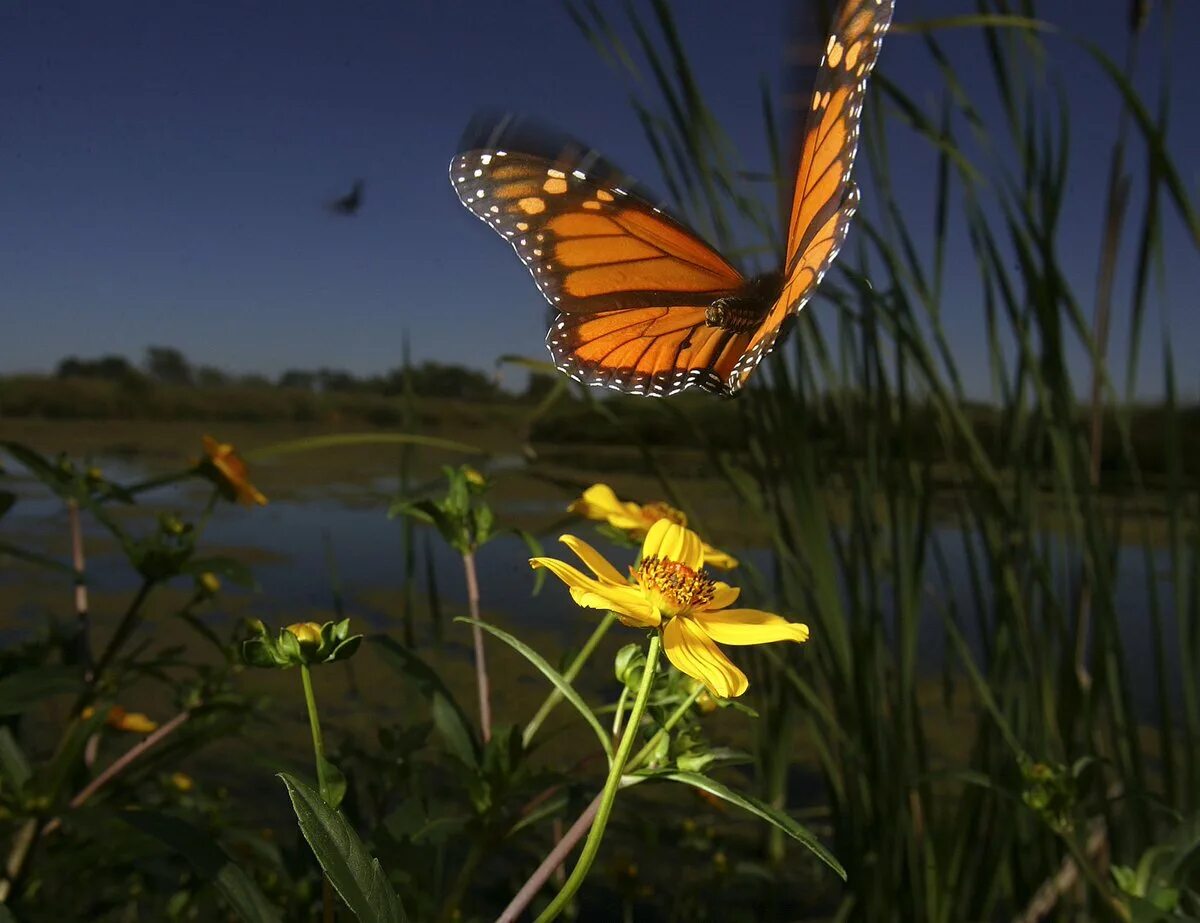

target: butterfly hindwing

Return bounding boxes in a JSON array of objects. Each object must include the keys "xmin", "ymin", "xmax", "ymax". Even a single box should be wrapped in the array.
[{"xmin": 549, "ymin": 305, "xmax": 753, "ymax": 396}]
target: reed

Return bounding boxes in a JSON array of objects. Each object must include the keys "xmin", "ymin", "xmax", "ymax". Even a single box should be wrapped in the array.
[{"xmin": 571, "ymin": 1, "xmax": 1198, "ymax": 918}]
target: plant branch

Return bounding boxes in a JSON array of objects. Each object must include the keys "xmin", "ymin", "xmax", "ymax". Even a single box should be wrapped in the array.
[
  {"xmin": 532, "ymin": 633, "xmax": 661, "ymax": 923},
  {"xmin": 462, "ymin": 550, "xmax": 492, "ymax": 743},
  {"xmin": 523, "ymin": 612, "xmax": 616, "ymax": 748}
]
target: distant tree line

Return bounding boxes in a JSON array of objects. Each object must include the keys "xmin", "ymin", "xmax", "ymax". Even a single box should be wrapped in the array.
[{"xmin": 53, "ymin": 346, "xmax": 534, "ymax": 401}]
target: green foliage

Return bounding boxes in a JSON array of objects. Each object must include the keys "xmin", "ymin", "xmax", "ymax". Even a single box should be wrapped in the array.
[
  {"xmin": 241, "ymin": 619, "xmax": 362, "ymax": 670},
  {"xmin": 279, "ymin": 774, "xmax": 408, "ymax": 923}
]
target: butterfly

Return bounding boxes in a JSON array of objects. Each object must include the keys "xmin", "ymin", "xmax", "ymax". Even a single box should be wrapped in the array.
[{"xmin": 450, "ymin": 0, "xmax": 894, "ymax": 397}]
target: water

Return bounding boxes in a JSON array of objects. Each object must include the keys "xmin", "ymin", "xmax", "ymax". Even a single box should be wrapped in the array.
[{"xmin": 0, "ymin": 455, "xmax": 1185, "ymax": 718}]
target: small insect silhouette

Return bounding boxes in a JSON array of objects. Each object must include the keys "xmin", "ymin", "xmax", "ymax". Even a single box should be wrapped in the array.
[{"xmin": 328, "ymin": 180, "xmax": 365, "ymax": 216}]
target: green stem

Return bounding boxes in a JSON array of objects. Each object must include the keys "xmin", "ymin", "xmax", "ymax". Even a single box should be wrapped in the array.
[
  {"xmin": 534, "ymin": 634, "xmax": 661, "ymax": 923},
  {"xmin": 122, "ymin": 467, "xmax": 197, "ymax": 498},
  {"xmin": 300, "ymin": 664, "xmax": 336, "ymax": 923},
  {"xmin": 299, "ymin": 664, "xmax": 329, "ymax": 800},
  {"xmin": 77, "ymin": 579, "xmax": 155, "ymax": 707},
  {"xmin": 523, "ymin": 611, "xmax": 616, "ymax": 748}
]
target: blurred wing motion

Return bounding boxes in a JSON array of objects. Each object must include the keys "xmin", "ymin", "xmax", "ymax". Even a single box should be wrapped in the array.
[
  {"xmin": 449, "ymin": 0, "xmax": 893, "ymax": 396},
  {"xmin": 732, "ymin": 0, "xmax": 894, "ymax": 390}
]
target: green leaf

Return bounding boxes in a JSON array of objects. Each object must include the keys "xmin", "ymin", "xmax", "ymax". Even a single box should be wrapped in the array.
[
  {"xmin": 457, "ymin": 618, "xmax": 613, "ymax": 762},
  {"xmin": 0, "ymin": 666, "xmax": 81, "ymax": 716},
  {"xmin": 0, "ymin": 728, "xmax": 32, "ymax": 790},
  {"xmin": 372, "ymin": 636, "xmax": 479, "ymax": 766},
  {"xmin": 320, "ymin": 754, "xmax": 348, "ymax": 810},
  {"xmin": 278, "ymin": 773, "xmax": 407, "ymax": 923},
  {"xmin": 634, "ymin": 770, "xmax": 845, "ymax": 880},
  {"xmin": 121, "ymin": 810, "xmax": 282, "ymax": 923}
]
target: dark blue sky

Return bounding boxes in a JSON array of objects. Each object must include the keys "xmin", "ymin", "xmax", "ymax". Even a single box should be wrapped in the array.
[{"xmin": 2, "ymin": 1, "xmax": 1197, "ymax": 398}]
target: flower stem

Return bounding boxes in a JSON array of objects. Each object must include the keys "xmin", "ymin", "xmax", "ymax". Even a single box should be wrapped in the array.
[
  {"xmin": 299, "ymin": 665, "xmax": 328, "ymax": 799},
  {"xmin": 76, "ymin": 579, "xmax": 155, "ymax": 712},
  {"xmin": 462, "ymin": 550, "xmax": 492, "ymax": 743},
  {"xmin": 523, "ymin": 611, "xmax": 616, "ymax": 748},
  {"xmin": 299, "ymin": 664, "xmax": 335, "ymax": 923},
  {"xmin": 533, "ymin": 633, "xmax": 661, "ymax": 923},
  {"xmin": 66, "ymin": 499, "xmax": 93, "ymax": 678}
]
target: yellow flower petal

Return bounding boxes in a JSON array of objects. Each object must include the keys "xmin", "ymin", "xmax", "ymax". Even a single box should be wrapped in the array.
[
  {"xmin": 569, "ymin": 585, "xmax": 659, "ymax": 627},
  {"xmin": 692, "ymin": 608, "xmax": 809, "ymax": 646},
  {"xmin": 569, "ymin": 484, "xmax": 642, "ymax": 529},
  {"xmin": 533, "ymin": 557, "xmax": 658, "ymax": 626},
  {"xmin": 530, "ymin": 557, "xmax": 607, "ymax": 593},
  {"xmin": 708, "ymin": 583, "xmax": 740, "ymax": 610},
  {"xmin": 663, "ymin": 617, "xmax": 748, "ymax": 698},
  {"xmin": 642, "ymin": 520, "xmax": 703, "ymax": 570},
  {"xmin": 559, "ymin": 535, "xmax": 626, "ymax": 585},
  {"xmin": 701, "ymin": 543, "xmax": 739, "ymax": 570}
]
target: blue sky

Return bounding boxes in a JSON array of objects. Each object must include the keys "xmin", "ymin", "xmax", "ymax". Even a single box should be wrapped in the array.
[{"xmin": 2, "ymin": 1, "xmax": 1196, "ymax": 398}]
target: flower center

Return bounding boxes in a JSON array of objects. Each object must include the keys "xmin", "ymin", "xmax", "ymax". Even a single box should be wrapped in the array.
[
  {"xmin": 640, "ymin": 501, "xmax": 687, "ymax": 527},
  {"xmin": 634, "ymin": 555, "xmax": 715, "ymax": 616}
]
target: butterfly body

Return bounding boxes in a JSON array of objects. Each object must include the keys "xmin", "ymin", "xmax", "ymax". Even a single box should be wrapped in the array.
[
  {"xmin": 451, "ymin": 0, "xmax": 894, "ymax": 397},
  {"xmin": 706, "ymin": 272, "xmax": 784, "ymax": 333}
]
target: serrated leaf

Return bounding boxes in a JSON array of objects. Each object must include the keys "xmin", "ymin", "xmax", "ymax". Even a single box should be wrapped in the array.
[
  {"xmin": 633, "ymin": 770, "xmax": 845, "ymax": 879},
  {"xmin": 458, "ymin": 618, "xmax": 612, "ymax": 762},
  {"xmin": 121, "ymin": 810, "xmax": 282, "ymax": 923},
  {"xmin": 279, "ymin": 773, "xmax": 407, "ymax": 923}
]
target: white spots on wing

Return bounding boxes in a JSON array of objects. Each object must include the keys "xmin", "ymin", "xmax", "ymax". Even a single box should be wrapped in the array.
[
  {"xmin": 480, "ymin": 154, "xmax": 493, "ymax": 165},
  {"xmin": 547, "ymin": 168, "xmax": 566, "ymax": 179},
  {"xmin": 474, "ymin": 168, "xmax": 483, "ymax": 178},
  {"xmin": 572, "ymin": 169, "xmax": 586, "ymax": 179}
]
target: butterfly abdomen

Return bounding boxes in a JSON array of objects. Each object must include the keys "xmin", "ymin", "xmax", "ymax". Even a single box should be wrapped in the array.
[{"xmin": 705, "ymin": 273, "xmax": 782, "ymax": 333}]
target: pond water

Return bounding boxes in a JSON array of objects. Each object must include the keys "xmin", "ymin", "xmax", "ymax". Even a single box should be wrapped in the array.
[{"xmin": 0, "ymin": 454, "xmax": 1185, "ymax": 719}]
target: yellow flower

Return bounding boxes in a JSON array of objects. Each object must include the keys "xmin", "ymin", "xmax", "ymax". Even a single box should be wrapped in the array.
[
  {"xmin": 198, "ymin": 571, "xmax": 221, "ymax": 595},
  {"xmin": 106, "ymin": 706, "xmax": 158, "ymax": 734},
  {"xmin": 170, "ymin": 772, "xmax": 194, "ymax": 792},
  {"xmin": 530, "ymin": 520, "xmax": 807, "ymax": 698},
  {"xmin": 462, "ymin": 465, "xmax": 486, "ymax": 488},
  {"xmin": 285, "ymin": 621, "xmax": 323, "ymax": 649},
  {"xmin": 201, "ymin": 435, "xmax": 267, "ymax": 506},
  {"xmin": 568, "ymin": 484, "xmax": 738, "ymax": 570}
]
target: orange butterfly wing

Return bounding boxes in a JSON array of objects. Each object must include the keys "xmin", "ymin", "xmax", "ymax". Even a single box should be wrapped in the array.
[
  {"xmin": 449, "ymin": 0, "xmax": 892, "ymax": 397},
  {"xmin": 730, "ymin": 0, "xmax": 894, "ymax": 393},
  {"xmin": 450, "ymin": 149, "xmax": 751, "ymax": 394}
]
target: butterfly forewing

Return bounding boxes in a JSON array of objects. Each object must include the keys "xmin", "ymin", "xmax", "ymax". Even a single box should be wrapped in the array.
[
  {"xmin": 450, "ymin": 150, "xmax": 744, "ymax": 314},
  {"xmin": 785, "ymin": 0, "xmax": 893, "ymax": 272},
  {"xmin": 450, "ymin": 148, "xmax": 753, "ymax": 394},
  {"xmin": 726, "ymin": 0, "xmax": 893, "ymax": 394}
]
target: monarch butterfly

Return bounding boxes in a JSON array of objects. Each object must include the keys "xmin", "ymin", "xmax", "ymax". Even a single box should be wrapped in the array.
[{"xmin": 450, "ymin": 0, "xmax": 894, "ymax": 397}]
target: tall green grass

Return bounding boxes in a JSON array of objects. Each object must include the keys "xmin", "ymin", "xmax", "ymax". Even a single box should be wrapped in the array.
[{"xmin": 571, "ymin": 1, "xmax": 1198, "ymax": 918}]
